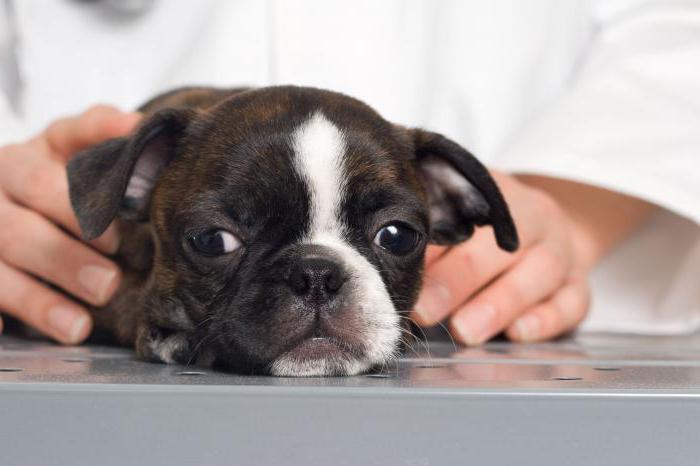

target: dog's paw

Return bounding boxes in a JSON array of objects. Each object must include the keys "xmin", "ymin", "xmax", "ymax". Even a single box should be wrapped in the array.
[{"xmin": 136, "ymin": 326, "xmax": 191, "ymax": 364}]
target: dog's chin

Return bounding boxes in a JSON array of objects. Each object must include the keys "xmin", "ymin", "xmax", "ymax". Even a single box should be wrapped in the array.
[{"xmin": 268, "ymin": 337, "xmax": 374, "ymax": 377}]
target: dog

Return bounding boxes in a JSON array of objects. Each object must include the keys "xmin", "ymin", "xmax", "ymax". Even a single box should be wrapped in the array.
[{"xmin": 67, "ymin": 86, "xmax": 518, "ymax": 376}]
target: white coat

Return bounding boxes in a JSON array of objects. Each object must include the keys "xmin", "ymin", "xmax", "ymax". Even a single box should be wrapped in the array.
[{"xmin": 1, "ymin": 0, "xmax": 698, "ymax": 334}]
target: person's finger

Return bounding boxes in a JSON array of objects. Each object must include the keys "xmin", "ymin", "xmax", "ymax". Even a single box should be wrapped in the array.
[
  {"xmin": 425, "ymin": 245, "xmax": 448, "ymax": 267},
  {"xmin": 412, "ymin": 226, "xmax": 525, "ymax": 326},
  {"xmin": 448, "ymin": 243, "xmax": 569, "ymax": 345},
  {"xmin": 506, "ymin": 277, "xmax": 590, "ymax": 342},
  {"xmin": 0, "ymin": 260, "xmax": 92, "ymax": 344},
  {"xmin": 0, "ymin": 155, "xmax": 119, "ymax": 254},
  {"xmin": 0, "ymin": 202, "xmax": 121, "ymax": 307},
  {"xmin": 0, "ymin": 315, "xmax": 3, "ymax": 334},
  {"xmin": 45, "ymin": 105, "xmax": 141, "ymax": 159}
]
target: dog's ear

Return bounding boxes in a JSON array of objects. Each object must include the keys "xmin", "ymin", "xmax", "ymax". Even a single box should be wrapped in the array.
[
  {"xmin": 67, "ymin": 108, "xmax": 195, "ymax": 240},
  {"xmin": 410, "ymin": 129, "xmax": 519, "ymax": 252}
]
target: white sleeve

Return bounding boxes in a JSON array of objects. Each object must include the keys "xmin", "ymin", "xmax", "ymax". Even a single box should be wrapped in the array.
[
  {"xmin": 0, "ymin": 96, "xmax": 29, "ymax": 146},
  {"xmin": 493, "ymin": 0, "xmax": 700, "ymax": 225},
  {"xmin": 0, "ymin": 1, "xmax": 29, "ymax": 146}
]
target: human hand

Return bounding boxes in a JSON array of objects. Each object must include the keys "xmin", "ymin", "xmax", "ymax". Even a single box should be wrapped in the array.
[
  {"xmin": 412, "ymin": 171, "xmax": 592, "ymax": 345},
  {"xmin": 0, "ymin": 106, "xmax": 141, "ymax": 343}
]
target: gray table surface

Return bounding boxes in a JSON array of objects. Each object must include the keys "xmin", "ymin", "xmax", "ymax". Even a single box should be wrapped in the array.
[{"xmin": 1, "ymin": 332, "xmax": 700, "ymax": 466}]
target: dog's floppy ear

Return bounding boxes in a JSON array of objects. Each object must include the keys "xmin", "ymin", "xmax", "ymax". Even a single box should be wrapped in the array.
[
  {"xmin": 67, "ymin": 108, "xmax": 195, "ymax": 240},
  {"xmin": 410, "ymin": 129, "xmax": 519, "ymax": 252}
]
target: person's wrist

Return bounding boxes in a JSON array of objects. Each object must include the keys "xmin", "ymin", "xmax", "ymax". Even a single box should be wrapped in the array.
[
  {"xmin": 519, "ymin": 178, "xmax": 599, "ymax": 272},
  {"xmin": 514, "ymin": 174, "xmax": 635, "ymax": 272},
  {"xmin": 561, "ymin": 206, "xmax": 602, "ymax": 273}
]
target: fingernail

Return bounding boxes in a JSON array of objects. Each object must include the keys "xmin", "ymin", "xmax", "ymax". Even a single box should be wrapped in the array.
[
  {"xmin": 414, "ymin": 281, "xmax": 451, "ymax": 324},
  {"xmin": 453, "ymin": 304, "xmax": 497, "ymax": 345},
  {"xmin": 514, "ymin": 315, "xmax": 541, "ymax": 342},
  {"xmin": 77, "ymin": 265, "xmax": 118, "ymax": 303},
  {"xmin": 47, "ymin": 306, "xmax": 90, "ymax": 343}
]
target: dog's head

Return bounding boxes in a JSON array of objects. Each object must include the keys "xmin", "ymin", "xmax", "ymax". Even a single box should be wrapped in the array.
[{"xmin": 67, "ymin": 86, "xmax": 517, "ymax": 376}]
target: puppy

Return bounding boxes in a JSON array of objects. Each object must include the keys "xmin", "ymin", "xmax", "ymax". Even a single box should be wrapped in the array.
[{"xmin": 67, "ymin": 86, "xmax": 518, "ymax": 376}]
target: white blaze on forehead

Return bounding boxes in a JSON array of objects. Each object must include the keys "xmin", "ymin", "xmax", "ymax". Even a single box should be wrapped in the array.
[
  {"xmin": 292, "ymin": 112, "xmax": 347, "ymax": 236},
  {"xmin": 280, "ymin": 112, "xmax": 401, "ymax": 376}
]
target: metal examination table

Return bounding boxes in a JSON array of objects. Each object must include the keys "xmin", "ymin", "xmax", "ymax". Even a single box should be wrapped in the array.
[{"xmin": 1, "ymin": 332, "xmax": 699, "ymax": 466}]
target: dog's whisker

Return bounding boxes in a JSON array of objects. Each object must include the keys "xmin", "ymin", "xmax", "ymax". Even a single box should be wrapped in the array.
[
  {"xmin": 399, "ymin": 315, "xmax": 433, "ymax": 360},
  {"xmin": 435, "ymin": 320, "xmax": 458, "ymax": 353},
  {"xmin": 186, "ymin": 334, "xmax": 212, "ymax": 368},
  {"xmin": 409, "ymin": 318, "xmax": 433, "ymax": 360},
  {"xmin": 192, "ymin": 314, "xmax": 216, "ymax": 331},
  {"xmin": 397, "ymin": 333, "xmax": 426, "ymax": 362},
  {"xmin": 397, "ymin": 331, "xmax": 421, "ymax": 357}
]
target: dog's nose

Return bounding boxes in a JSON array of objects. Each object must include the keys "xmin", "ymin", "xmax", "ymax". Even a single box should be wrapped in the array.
[{"xmin": 287, "ymin": 256, "xmax": 346, "ymax": 301}]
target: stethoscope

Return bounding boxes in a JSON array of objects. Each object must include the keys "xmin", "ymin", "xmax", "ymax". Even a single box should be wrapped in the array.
[{"xmin": 0, "ymin": 0, "xmax": 155, "ymax": 114}]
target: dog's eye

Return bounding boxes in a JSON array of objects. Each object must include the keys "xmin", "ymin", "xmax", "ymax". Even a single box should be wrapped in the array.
[
  {"xmin": 189, "ymin": 230, "xmax": 240, "ymax": 256},
  {"xmin": 373, "ymin": 223, "xmax": 420, "ymax": 256}
]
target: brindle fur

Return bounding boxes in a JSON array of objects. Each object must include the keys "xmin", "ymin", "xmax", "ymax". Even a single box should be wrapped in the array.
[{"xmin": 68, "ymin": 86, "xmax": 518, "ymax": 373}]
